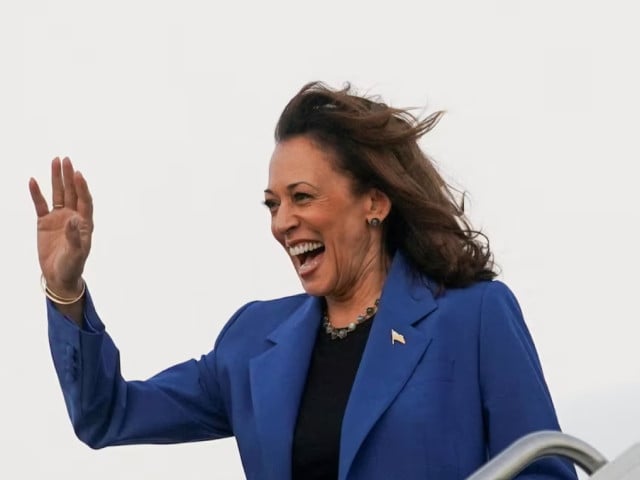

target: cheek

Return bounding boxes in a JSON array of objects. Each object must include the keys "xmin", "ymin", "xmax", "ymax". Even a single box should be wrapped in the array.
[
  {"xmin": 326, "ymin": 228, "xmax": 371, "ymax": 272},
  {"xmin": 337, "ymin": 218, "xmax": 370, "ymax": 248}
]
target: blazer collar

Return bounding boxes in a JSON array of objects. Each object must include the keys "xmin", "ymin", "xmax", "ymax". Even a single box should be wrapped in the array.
[
  {"xmin": 339, "ymin": 251, "xmax": 438, "ymax": 479},
  {"xmin": 249, "ymin": 251, "xmax": 438, "ymax": 480},
  {"xmin": 249, "ymin": 295, "xmax": 321, "ymax": 480}
]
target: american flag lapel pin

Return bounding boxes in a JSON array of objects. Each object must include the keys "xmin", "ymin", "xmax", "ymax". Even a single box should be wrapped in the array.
[{"xmin": 391, "ymin": 329, "xmax": 406, "ymax": 345}]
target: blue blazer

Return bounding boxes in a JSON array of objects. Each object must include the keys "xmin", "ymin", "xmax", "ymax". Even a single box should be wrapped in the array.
[{"xmin": 48, "ymin": 252, "xmax": 576, "ymax": 479}]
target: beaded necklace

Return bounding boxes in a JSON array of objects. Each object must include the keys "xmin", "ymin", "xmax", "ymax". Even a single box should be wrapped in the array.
[{"xmin": 322, "ymin": 298, "xmax": 380, "ymax": 340}]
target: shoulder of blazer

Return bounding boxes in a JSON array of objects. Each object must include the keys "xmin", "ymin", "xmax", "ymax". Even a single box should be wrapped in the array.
[
  {"xmin": 431, "ymin": 279, "xmax": 505, "ymax": 312},
  {"xmin": 214, "ymin": 293, "xmax": 311, "ymax": 348}
]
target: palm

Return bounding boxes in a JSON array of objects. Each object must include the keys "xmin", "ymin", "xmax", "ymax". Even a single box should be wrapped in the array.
[
  {"xmin": 38, "ymin": 211, "xmax": 89, "ymax": 282},
  {"xmin": 29, "ymin": 157, "xmax": 94, "ymax": 291}
]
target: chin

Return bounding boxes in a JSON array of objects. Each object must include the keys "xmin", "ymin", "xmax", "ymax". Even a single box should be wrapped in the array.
[
  {"xmin": 298, "ymin": 276, "xmax": 331, "ymax": 298},
  {"xmin": 299, "ymin": 282, "xmax": 324, "ymax": 297}
]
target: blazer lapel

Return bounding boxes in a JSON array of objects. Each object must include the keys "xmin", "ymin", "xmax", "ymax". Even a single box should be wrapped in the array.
[
  {"xmin": 249, "ymin": 296, "xmax": 321, "ymax": 480},
  {"xmin": 339, "ymin": 253, "xmax": 438, "ymax": 480}
]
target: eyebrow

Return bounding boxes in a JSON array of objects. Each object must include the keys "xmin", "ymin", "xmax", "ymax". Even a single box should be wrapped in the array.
[{"xmin": 264, "ymin": 181, "xmax": 317, "ymax": 195}]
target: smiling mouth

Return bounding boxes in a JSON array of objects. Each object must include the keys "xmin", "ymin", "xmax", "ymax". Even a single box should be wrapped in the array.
[{"xmin": 288, "ymin": 242, "xmax": 326, "ymax": 273}]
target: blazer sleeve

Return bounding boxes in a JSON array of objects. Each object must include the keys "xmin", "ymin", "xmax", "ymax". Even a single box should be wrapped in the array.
[
  {"xmin": 47, "ymin": 288, "xmax": 248, "ymax": 449},
  {"xmin": 479, "ymin": 281, "xmax": 577, "ymax": 479}
]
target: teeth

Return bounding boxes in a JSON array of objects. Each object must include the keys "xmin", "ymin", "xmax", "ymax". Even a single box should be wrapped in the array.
[{"xmin": 288, "ymin": 242, "xmax": 324, "ymax": 257}]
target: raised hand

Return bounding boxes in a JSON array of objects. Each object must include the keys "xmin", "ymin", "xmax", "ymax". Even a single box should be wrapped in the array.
[{"xmin": 29, "ymin": 157, "xmax": 94, "ymax": 300}]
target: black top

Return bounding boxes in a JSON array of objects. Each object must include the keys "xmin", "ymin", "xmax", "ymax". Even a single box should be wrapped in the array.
[{"xmin": 291, "ymin": 317, "xmax": 374, "ymax": 480}]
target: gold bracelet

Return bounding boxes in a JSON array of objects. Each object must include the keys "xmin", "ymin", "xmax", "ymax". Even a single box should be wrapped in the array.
[{"xmin": 40, "ymin": 274, "xmax": 86, "ymax": 305}]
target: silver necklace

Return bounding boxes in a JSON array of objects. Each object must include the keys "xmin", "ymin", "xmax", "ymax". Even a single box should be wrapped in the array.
[{"xmin": 322, "ymin": 298, "xmax": 380, "ymax": 340}]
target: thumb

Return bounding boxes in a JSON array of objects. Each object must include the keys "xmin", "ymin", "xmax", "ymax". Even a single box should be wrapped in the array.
[{"xmin": 65, "ymin": 216, "xmax": 82, "ymax": 249}]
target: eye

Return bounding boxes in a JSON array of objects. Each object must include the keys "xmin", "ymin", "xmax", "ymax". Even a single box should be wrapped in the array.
[
  {"xmin": 263, "ymin": 199, "xmax": 279, "ymax": 213},
  {"xmin": 293, "ymin": 192, "xmax": 313, "ymax": 203}
]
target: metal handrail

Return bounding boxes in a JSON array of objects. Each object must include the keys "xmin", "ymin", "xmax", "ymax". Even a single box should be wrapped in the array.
[{"xmin": 466, "ymin": 431, "xmax": 609, "ymax": 480}]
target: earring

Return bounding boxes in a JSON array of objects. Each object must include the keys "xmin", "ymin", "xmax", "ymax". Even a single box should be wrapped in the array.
[{"xmin": 368, "ymin": 217, "xmax": 381, "ymax": 227}]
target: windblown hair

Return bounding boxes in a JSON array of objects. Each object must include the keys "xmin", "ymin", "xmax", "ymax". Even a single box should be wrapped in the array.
[{"xmin": 274, "ymin": 82, "xmax": 497, "ymax": 288}]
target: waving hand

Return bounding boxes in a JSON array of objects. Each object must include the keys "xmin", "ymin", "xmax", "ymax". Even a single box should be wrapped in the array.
[{"xmin": 29, "ymin": 157, "xmax": 93, "ymax": 317}]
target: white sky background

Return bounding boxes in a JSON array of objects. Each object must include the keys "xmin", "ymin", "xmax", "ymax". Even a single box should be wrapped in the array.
[{"xmin": 1, "ymin": 0, "xmax": 638, "ymax": 478}]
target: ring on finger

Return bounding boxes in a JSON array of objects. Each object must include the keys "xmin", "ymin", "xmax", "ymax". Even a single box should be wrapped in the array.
[{"xmin": 53, "ymin": 204, "xmax": 64, "ymax": 209}]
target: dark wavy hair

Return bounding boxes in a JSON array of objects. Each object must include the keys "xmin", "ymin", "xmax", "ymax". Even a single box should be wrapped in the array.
[{"xmin": 274, "ymin": 82, "xmax": 497, "ymax": 288}]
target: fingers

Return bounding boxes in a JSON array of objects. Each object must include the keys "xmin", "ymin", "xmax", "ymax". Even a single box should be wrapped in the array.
[
  {"xmin": 28, "ymin": 177, "xmax": 50, "ymax": 217},
  {"xmin": 51, "ymin": 157, "xmax": 65, "ymax": 209},
  {"xmin": 62, "ymin": 157, "xmax": 78, "ymax": 210},
  {"xmin": 74, "ymin": 171, "xmax": 94, "ymax": 222},
  {"xmin": 35, "ymin": 157, "xmax": 92, "ymax": 220}
]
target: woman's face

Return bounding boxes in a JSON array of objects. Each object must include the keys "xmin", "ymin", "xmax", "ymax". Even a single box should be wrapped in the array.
[{"xmin": 265, "ymin": 135, "xmax": 386, "ymax": 299}]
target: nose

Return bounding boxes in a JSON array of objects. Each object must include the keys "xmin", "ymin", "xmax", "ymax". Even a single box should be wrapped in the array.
[{"xmin": 272, "ymin": 201, "xmax": 299, "ymax": 237}]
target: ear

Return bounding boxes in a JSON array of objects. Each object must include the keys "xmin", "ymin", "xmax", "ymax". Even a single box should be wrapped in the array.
[{"xmin": 366, "ymin": 188, "xmax": 391, "ymax": 221}]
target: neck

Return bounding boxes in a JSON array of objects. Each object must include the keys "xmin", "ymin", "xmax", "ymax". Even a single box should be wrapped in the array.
[{"xmin": 324, "ymin": 255, "xmax": 389, "ymax": 328}]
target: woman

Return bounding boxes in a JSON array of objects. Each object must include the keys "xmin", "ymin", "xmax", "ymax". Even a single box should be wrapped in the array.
[{"xmin": 30, "ymin": 82, "xmax": 576, "ymax": 479}]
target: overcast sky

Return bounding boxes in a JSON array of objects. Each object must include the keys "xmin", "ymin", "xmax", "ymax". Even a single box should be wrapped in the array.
[{"xmin": 2, "ymin": 1, "xmax": 638, "ymax": 478}]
